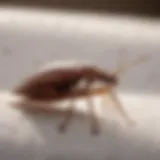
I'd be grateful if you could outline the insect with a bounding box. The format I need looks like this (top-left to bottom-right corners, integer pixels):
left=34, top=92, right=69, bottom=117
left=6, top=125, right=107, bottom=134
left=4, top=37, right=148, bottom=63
left=13, top=54, right=149, bottom=135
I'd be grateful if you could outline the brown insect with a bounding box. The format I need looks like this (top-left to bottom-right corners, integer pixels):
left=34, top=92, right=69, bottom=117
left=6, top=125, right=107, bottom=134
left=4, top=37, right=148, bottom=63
left=13, top=54, right=149, bottom=135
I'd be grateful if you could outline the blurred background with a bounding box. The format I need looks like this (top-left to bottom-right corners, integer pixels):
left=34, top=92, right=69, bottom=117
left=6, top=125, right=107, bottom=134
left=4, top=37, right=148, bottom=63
left=0, top=0, right=159, bottom=93
left=0, top=0, right=159, bottom=17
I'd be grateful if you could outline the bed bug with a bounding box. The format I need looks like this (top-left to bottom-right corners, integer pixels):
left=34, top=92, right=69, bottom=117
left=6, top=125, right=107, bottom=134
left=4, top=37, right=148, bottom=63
left=13, top=54, right=149, bottom=135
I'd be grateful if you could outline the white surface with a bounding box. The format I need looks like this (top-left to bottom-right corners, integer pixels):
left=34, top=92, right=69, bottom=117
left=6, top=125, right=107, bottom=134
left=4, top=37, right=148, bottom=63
left=0, top=6, right=160, bottom=160
left=1, top=91, right=160, bottom=160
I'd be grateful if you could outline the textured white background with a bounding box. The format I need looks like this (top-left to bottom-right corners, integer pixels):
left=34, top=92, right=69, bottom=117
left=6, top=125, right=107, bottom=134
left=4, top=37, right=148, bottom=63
left=0, top=6, right=160, bottom=160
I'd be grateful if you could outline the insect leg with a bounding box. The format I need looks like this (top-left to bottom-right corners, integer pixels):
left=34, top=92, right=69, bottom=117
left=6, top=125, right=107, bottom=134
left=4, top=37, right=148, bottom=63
left=86, top=94, right=101, bottom=135
left=58, top=99, right=75, bottom=133
left=84, top=79, right=102, bottom=135
left=109, top=90, right=136, bottom=126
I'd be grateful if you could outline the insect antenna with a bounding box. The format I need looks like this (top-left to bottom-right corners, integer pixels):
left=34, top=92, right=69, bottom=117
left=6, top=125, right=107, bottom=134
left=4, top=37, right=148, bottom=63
left=101, top=53, right=150, bottom=126
left=115, top=53, right=150, bottom=76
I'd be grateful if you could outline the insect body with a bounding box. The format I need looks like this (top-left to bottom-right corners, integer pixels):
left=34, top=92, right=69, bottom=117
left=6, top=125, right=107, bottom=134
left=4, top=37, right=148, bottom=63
left=14, top=66, right=117, bottom=100
left=13, top=55, right=149, bottom=135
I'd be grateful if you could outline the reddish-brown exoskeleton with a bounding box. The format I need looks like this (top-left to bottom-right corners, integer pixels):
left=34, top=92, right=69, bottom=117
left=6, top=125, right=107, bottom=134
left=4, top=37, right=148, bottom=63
left=13, top=54, right=149, bottom=135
